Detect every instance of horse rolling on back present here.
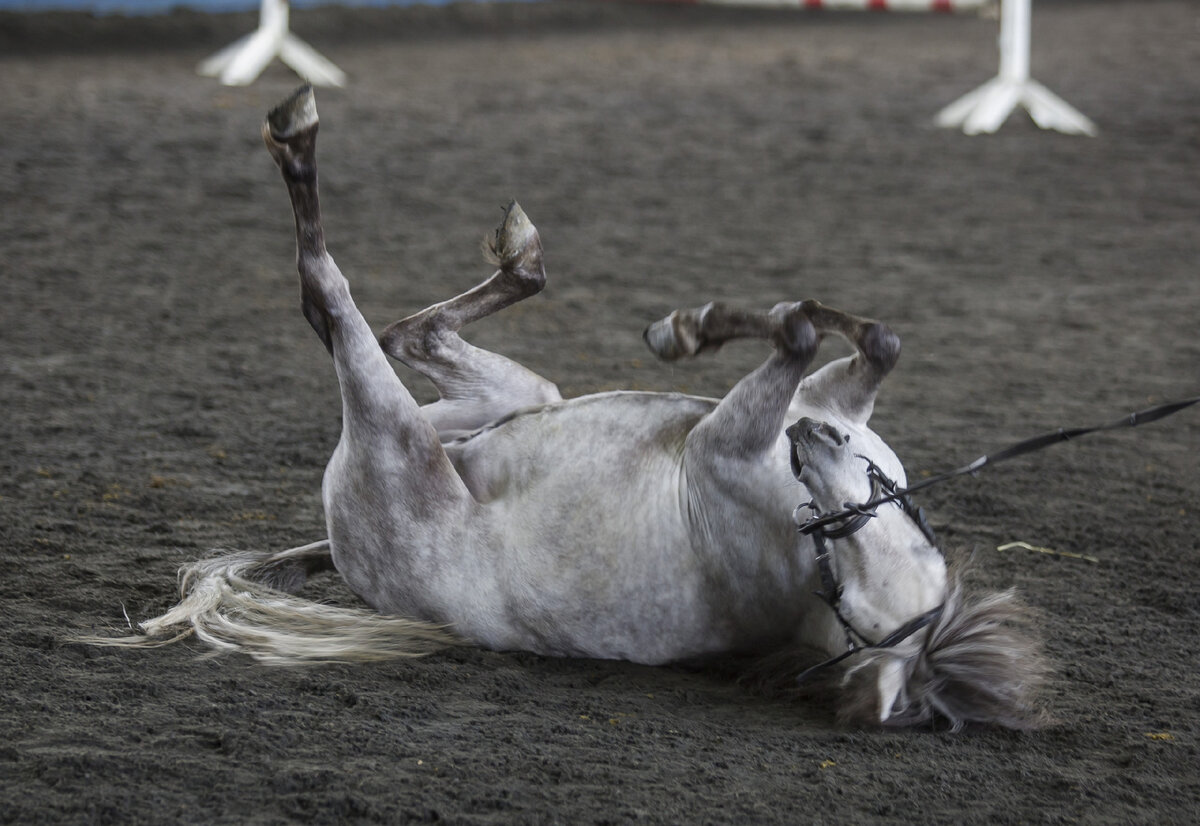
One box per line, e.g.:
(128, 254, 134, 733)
(95, 86, 1046, 730)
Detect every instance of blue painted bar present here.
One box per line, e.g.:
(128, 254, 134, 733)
(0, 0, 470, 14)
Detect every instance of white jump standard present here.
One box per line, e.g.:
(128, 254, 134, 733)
(936, 0, 1096, 135)
(197, 0, 346, 88)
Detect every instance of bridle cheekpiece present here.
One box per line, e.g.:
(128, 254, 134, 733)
(793, 455, 945, 683)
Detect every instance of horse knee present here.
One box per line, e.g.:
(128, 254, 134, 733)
(380, 313, 461, 367)
(861, 322, 901, 375)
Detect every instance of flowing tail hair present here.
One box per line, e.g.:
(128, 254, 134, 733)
(79, 541, 461, 664)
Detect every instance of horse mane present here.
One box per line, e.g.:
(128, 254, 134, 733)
(737, 566, 1049, 731)
(838, 571, 1050, 731)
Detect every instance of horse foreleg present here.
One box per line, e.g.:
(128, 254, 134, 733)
(795, 301, 900, 427)
(379, 203, 561, 438)
(682, 302, 819, 457)
(645, 298, 899, 428)
(643, 301, 780, 361)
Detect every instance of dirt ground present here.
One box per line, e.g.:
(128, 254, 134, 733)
(2, 0, 1198, 822)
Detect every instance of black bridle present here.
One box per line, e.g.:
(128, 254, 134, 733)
(791, 394, 1200, 683)
(793, 457, 946, 683)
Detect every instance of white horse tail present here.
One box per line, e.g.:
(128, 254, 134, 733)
(81, 541, 460, 665)
(839, 574, 1049, 731)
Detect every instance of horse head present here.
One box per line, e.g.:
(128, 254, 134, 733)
(787, 416, 1047, 730)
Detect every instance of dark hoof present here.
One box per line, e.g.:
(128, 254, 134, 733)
(266, 85, 318, 142)
(861, 322, 901, 373)
(779, 313, 817, 360)
(485, 201, 545, 288)
(644, 314, 688, 361)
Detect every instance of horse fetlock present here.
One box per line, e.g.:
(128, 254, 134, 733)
(771, 303, 817, 360)
(262, 123, 316, 180)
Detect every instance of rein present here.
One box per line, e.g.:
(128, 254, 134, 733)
(792, 394, 1200, 683)
(800, 395, 1200, 536)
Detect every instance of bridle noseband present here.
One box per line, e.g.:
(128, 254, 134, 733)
(794, 456, 945, 683)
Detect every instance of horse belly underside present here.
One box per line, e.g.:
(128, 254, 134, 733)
(434, 391, 810, 663)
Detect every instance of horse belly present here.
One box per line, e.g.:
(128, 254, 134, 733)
(449, 393, 738, 661)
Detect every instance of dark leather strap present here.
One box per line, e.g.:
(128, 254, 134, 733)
(799, 395, 1200, 535)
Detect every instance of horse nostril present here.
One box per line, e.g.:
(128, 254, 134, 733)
(816, 421, 845, 446)
(789, 418, 848, 449)
(788, 417, 817, 444)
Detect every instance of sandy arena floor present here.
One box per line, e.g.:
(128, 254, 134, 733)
(2, 0, 1198, 822)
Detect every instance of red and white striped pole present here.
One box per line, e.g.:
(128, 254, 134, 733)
(660, 0, 988, 10)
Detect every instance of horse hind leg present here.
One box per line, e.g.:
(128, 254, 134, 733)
(379, 202, 562, 438)
(85, 88, 474, 662)
(262, 86, 473, 545)
(263, 86, 436, 435)
(262, 86, 337, 352)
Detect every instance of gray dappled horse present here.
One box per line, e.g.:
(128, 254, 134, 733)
(102, 87, 1045, 729)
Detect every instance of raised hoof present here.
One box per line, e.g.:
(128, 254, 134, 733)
(643, 317, 680, 361)
(266, 84, 318, 141)
(643, 307, 706, 362)
(262, 85, 319, 179)
(861, 322, 901, 373)
(485, 201, 545, 284)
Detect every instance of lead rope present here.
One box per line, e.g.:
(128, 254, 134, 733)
(799, 395, 1200, 537)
